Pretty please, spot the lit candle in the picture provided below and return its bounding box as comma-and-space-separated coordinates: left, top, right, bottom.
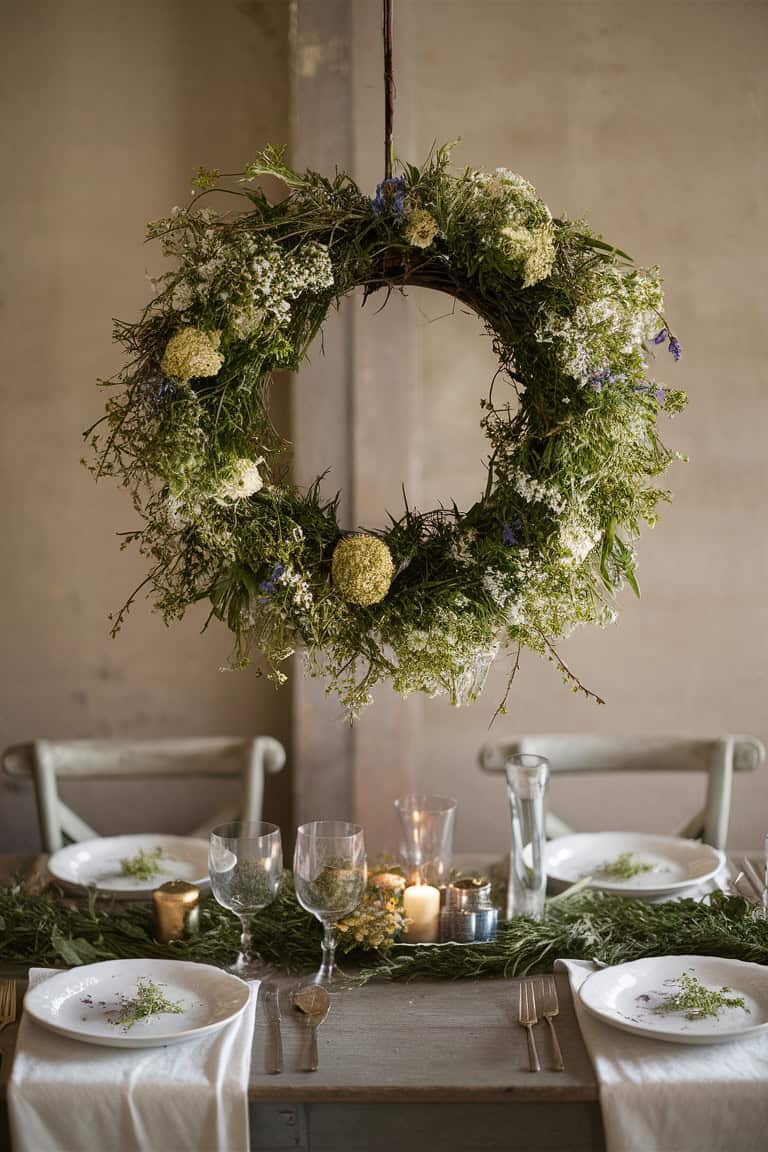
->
402, 883, 440, 943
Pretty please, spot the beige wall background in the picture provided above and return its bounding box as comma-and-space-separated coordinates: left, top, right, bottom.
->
2, 1, 767, 857
294, 0, 768, 855
0, 0, 293, 851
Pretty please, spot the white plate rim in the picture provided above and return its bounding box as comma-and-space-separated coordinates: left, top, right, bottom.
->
578, 955, 768, 1045
48, 834, 211, 898
546, 832, 725, 894
24, 959, 251, 1048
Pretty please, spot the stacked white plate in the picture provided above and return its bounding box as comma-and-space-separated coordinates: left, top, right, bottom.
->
545, 832, 725, 900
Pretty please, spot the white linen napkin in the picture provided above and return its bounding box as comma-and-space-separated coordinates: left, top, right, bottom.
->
9, 969, 259, 1152
558, 959, 768, 1152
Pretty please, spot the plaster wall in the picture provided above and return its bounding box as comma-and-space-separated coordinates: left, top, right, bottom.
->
0, 0, 293, 850
334, 0, 768, 855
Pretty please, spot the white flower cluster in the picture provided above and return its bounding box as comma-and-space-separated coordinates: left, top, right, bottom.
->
511, 468, 566, 514
470, 167, 555, 286
393, 597, 499, 707
278, 565, 314, 612
559, 521, 601, 568
164, 221, 334, 341
449, 527, 477, 566
537, 267, 663, 384
248, 239, 334, 326
215, 457, 265, 503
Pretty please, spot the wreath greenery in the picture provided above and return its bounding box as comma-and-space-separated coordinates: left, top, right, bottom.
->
86, 145, 686, 718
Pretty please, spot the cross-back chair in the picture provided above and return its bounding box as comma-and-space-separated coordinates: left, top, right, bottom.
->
2, 736, 286, 852
479, 735, 765, 850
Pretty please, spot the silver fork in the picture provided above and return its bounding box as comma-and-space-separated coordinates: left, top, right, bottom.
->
0, 981, 17, 1034
539, 976, 565, 1071
517, 980, 540, 1072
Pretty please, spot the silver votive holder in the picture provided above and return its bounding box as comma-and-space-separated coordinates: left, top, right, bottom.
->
439, 876, 498, 943
439, 907, 498, 944
442, 876, 492, 912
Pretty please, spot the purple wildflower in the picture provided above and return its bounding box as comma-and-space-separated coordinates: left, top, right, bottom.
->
654, 388, 666, 404
668, 336, 682, 361
654, 328, 668, 345
503, 517, 522, 547
589, 367, 623, 393
142, 372, 175, 405
372, 177, 406, 218
258, 563, 286, 598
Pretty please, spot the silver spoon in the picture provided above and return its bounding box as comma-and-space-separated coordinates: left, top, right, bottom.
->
292, 985, 331, 1072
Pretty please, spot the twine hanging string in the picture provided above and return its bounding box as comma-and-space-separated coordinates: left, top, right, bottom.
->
383, 0, 394, 180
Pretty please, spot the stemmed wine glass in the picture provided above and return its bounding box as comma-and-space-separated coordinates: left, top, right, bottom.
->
293, 821, 366, 992
209, 821, 283, 979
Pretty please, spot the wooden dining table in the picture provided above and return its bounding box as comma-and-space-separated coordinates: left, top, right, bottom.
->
0, 852, 606, 1152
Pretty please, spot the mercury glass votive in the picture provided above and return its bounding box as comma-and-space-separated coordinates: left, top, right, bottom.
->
394, 793, 457, 888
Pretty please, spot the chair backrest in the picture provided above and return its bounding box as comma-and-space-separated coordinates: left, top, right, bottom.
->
2, 737, 286, 852
479, 735, 765, 850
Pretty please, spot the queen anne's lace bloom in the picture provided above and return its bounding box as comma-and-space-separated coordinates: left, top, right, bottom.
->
215, 456, 265, 502
404, 208, 439, 248
160, 327, 223, 382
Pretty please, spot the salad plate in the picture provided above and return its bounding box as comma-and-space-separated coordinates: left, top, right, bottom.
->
545, 832, 724, 897
24, 959, 250, 1048
578, 955, 768, 1045
47, 834, 210, 899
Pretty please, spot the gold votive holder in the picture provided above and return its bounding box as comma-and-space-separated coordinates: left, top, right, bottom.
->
153, 880, 200, 943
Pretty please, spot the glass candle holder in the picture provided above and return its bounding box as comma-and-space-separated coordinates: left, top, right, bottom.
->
505, 754, 550, 921
394, 794, 456, 887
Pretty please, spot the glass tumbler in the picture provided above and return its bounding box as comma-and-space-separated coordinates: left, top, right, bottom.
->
505, 754, 550, 920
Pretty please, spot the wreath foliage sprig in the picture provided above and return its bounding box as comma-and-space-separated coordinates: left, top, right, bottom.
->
86, 145, 686, 718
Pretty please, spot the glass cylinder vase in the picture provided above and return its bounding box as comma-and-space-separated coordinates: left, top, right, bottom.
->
505, 754, 549, 921
394, 794, 456, 887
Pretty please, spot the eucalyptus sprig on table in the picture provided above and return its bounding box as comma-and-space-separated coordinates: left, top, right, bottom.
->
2, 878, 768, 981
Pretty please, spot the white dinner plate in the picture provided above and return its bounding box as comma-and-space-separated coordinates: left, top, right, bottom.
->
578, 956, 768, 1045
25, 959, 250, 1048
48, 835, 210, 899
545, 833, 724, 896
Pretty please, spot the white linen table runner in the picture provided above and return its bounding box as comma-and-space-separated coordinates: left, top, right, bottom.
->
9, 969, 258, 1152
558, 959, 768, 1152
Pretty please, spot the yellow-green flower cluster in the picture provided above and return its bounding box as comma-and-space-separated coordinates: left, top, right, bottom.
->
160, 327, 223, 382
331, 535, 394, 606
500, 222, 556, 288
336, 872, 408, 952
404, 208, 439, 249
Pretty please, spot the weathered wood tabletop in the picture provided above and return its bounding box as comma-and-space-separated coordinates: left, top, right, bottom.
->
0, 854, 604, 1152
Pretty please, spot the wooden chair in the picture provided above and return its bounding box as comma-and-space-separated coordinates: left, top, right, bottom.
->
479, 735, 765, 851
1, 737, 286, 852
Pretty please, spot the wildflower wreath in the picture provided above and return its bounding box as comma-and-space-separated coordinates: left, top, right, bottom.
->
86, 145, 685, 718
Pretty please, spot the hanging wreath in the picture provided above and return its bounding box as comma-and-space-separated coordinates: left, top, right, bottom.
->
85, 144, 686, 718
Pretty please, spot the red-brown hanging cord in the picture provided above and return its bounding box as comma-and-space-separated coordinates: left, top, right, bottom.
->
383, 0, 394, 180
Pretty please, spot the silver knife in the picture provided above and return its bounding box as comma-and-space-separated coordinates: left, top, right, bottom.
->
262, 983, 284, 1074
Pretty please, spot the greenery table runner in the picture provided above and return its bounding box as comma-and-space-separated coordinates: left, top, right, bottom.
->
2, 878, 767, 981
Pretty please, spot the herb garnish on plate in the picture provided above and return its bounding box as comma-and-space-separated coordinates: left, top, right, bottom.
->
109, 978, 184, 1031
648, 972, 749, 1021
600, 852, 654, 880
120, 847, 164, 881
